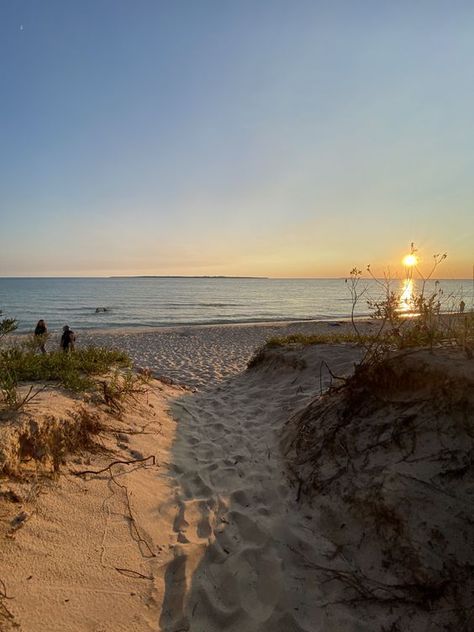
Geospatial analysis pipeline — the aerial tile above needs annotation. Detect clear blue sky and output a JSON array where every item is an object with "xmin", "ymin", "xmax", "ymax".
[{"xmin": 1, "ymin": 1, "xmax": 473, "ymax": 277}]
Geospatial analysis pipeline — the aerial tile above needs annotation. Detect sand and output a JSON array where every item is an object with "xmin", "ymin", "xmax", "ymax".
[
  {"xmin": 282, "ymin": 347, "xmax": 474, "ymax": 630},
  {"xmin": 159, "ymin": 343, "xmax": 363, "ymax": 632},
  {"xmin": 78, "ymin": 319, "xmax": 367, "ymax": 388},
  {"xmin": 0, "ymin": 379, "xmax": 187, "ymax": 632},
  {"xmin": 1, "ymin": 320, "xmax": 471, "ymax": 631}
]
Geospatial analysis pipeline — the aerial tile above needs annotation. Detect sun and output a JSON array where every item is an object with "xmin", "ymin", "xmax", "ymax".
[{"xmin": 402, "ymin": 254, "xmax": 417, "ymax": 267}]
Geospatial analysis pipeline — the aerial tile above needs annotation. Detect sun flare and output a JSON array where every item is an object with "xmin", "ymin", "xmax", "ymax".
[{"xmin": 402, "ymin": 254, "xmax": 417, "ymax": 267}]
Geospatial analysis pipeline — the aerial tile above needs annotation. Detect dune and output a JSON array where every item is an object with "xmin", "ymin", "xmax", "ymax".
[
  {"xmin": 282, "ymin": 346, "xmax": 474, "ymax": 630},
  {"xmin": 1, "ymin": 325, "xmax": 472, "ymax": 631}
]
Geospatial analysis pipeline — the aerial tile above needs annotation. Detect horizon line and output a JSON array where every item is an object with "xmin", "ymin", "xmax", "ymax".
[{"xmin": 0, "ymin": 275, "xmax": 472, "ymax": 281}]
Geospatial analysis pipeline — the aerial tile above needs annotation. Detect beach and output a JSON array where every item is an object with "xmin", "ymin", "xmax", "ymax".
[
  {"xmin": 1, "ymin": 319, "xmax": 472, "ymax": 631},
  {"xmin": 3, "ymin": 1, "xmax": 473, "ymax": 628},
  {"xmin": 79, "ymin": 319, "xmax": 367, "ymax": 388}
]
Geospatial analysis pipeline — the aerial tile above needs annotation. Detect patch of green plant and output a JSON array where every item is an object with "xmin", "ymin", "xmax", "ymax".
[
  {"xmin": 101, "ymin": 368, "xmax": 151, "ymax": 414},
  {"xmin": 0, "ymin": 369, "xmax": 19, "ymax": 408},
  {"xmin": 0, "ymin": 346, "xmax": 131, "ymax": 402},
  {"xmin": 0, "ymin": 310, "xmax": 17, "ymax": 339},
  {"xmin": 0, "ymin": 311, "xmax": 134, "ymax": 410},
  {"xmin": 1, "ymin": 346, "xmax": 130, "ymax": 380},
  {"xmin": 21, "ymin": 332, "xmax": 50, "ymax": 352},
  {"xmin": 266, "ymin": 332, "xmax": 370, "ymax": 347}
]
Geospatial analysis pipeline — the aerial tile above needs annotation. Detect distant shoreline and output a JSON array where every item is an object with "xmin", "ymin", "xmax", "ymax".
[{"xmin": 108, "ymin": 275, "xmax": 269, "ymax": 279}]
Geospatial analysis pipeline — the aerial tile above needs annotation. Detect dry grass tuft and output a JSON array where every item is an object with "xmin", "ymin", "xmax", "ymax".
[{"xmin": 0, "ymin": 406, "xmax": 104, "ymax": 475}]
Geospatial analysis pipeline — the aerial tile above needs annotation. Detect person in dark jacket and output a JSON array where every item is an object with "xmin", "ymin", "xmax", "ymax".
[
  {"xmin": 34, "ymin": 319, "xmax": 48, "ymax": 354},
  {"xmin": 60, "ymin": 325, "xmax": 76, "ymax": 352}
]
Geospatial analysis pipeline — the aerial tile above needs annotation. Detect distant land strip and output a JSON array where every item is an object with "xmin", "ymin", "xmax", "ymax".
[{"xmin": 109, "ymin": 275, "xmax": 270, "ymax": 279}]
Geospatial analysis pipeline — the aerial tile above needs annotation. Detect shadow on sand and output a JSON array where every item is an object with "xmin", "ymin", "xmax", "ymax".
[{"xmin": 158, "ymin": 345, "xmax": 362, "ymax": 632}]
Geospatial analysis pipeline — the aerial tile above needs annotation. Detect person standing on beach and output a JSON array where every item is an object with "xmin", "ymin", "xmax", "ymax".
[
  {"xmin": 60, "ymin": 325, "xmax": 76, "ymax": 352},
  {"xmin": 34, "ymin": 319, "xmax": 48, "ymax": 354}
]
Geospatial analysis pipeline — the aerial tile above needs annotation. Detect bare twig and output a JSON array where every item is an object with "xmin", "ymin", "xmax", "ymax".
[
  {"xmin": 115, "ymin": 567, "xmax": 153, "ymax": 580},
  {"xmin": 74, "ymin": 456, "xmax": 157, "ymax": 559},
  {"xmin": 73, "ymin": 455, "xmax": 156, "ymax": 477},
  {"xmin": 15, "ymin": 384, "xmax": 47, "ymax": 410},
  {"xmin": 107, "ymin": 466, "xmax": 157, "ymax": 558},
  {"xmin": 0, "ymin": 577, "xmax": 14, "ymax": 621}
]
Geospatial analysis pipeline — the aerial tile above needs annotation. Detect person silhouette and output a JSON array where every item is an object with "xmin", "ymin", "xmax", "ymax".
[
  {"xmin": 60, "ymin": 325, "xmax": 76, "ymax": 352},
  {"xmin": 34, "ymin": 319, "xmax": 47, "ymax": 354}
]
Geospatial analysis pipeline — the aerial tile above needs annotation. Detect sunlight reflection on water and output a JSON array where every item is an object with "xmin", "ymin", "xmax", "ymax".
[{"xmin": 399, "ymin": 278, "xmax": 414, "ymax": 312}]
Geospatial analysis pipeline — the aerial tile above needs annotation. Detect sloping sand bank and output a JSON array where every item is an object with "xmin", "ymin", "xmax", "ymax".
[
  {"xmin": 282, "ymin": 348, "xmax": 474, "ymax": 630},
  {"xmin": 0, "ymin": 380, "xmax": 187, "ymax": 632}
]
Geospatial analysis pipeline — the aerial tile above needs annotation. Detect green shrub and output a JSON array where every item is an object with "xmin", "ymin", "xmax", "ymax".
[
  {"xmin": 0, "ymin": 345, "xmax": 132, "ymax": 407},
  {"xmin": 0, "ymin": 310, "xmax": 17, "ymax": 339}
]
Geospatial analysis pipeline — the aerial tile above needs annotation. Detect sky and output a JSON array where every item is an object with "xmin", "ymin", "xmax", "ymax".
[{"xmin": 0, "ymin": 1, "xmax": 473, "ymax": 278}]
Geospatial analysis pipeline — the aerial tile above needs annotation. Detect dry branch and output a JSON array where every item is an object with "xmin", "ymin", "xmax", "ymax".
[
  {"xmin": 73, "ymin": 455, "xmax": 156, "ymax": 478},
  {"xmin": 74, "ymin": 455, "xmax": 158, "ymax": 559}
]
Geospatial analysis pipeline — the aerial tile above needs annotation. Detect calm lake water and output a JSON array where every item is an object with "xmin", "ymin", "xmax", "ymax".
[{"xmin": 0, "ymin": 277, "xmax": 471, "ymax": 333}]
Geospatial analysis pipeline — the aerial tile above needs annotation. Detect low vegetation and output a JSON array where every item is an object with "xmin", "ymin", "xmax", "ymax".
[
  {"xmin": 0, "ymin": 312, "xmax": 150, "ymax": 419},
  {"xmin": 348, "ymin": 250, "xmax": 473, "ymax": 363},
  {"xmin": 0, "ymin": 311, "xmax": 17, "ymax": 340},
  {"xmin": 265, "ymin": 331, "xmax": 368, "ymax": 347},
  {"xmin": 249, "ymin": 246, "xmax": 473, "ymax": 368},
  {"xmin": 0, "ymin": 345, "xmax": 132, "ymax": 409},
  {"xmin": 0, "ymin": 317, "xmax": 153, "ymax": 475},
  {"xmin": 0, "ymin": 406, "xmax": 104, "ymax": 475}
]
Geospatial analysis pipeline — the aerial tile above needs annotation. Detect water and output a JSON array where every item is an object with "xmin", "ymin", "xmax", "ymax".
[{"xmin": 0, "ymin": 277, "xmax": 471, "ymax": 333}]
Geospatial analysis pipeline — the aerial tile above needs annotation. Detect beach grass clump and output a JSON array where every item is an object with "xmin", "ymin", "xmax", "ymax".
[
  {"xmin": 248, "ymin": 332, "xmax": 369, "ymax": 369},
  {"xmin": 0, "ymin": 406, "xmax": 105, "ymax": 475},
  {"xmin": 266, "ymin": 332, "xmax": 367, "ymax": 347},
  {"xmin": 0, "ymin": 346, "xmax": 132, "ymax": 407},
  {"xmin": 1, "ymin": 345, "xmax": 130, "ymax": 382},
  {"xmin": 100, "ymin": 368, "xmax": 152, "ymax": 415},
  {"xmin": 453, "ymin": 312, "xmax": 474, "ymax": 357},
  {"xmin": 0, "ymin": 310, "xmax": 17, "ymax": 341},
  {"xmin": 356, "ymin": 289, "xmax": 473, "ymax": 364}
]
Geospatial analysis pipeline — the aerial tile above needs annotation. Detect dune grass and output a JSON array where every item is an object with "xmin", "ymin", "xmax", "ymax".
[
  {"xmin": 265, "ymin": 332, "xmax": 368, "ymax": 347},
  {"xmin": 0, "ymin": 346, "xmax": 132, "ymax": 401}
]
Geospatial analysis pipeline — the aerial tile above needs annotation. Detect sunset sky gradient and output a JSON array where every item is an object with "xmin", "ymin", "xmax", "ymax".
[{"xmin": 1, "ymin": 1, "xmax": 473, "ymax": 278}]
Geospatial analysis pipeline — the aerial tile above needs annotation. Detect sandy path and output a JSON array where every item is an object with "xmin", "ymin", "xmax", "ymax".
[{"xmin": 160, "ymin": 344, "xmax": 362, "ymax": 632}]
